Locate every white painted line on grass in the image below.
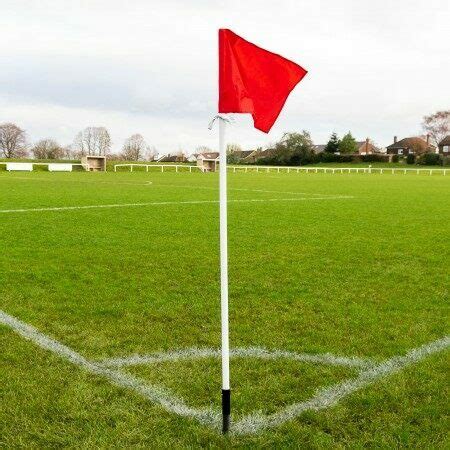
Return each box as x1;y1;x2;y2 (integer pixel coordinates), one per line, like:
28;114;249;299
1;176;343;198
0;310;219;428
0;176;153;186
158;183;323;196
100;346;374;369
232;336;450;435
0;196;355;214
157;182;349;198
2;309;446;436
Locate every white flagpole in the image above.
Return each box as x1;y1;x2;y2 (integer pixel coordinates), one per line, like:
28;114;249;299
218;116;231;433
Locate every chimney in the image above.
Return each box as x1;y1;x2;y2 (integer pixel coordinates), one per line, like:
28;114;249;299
426;134;430;144
394;136;397;144
365;138;369;154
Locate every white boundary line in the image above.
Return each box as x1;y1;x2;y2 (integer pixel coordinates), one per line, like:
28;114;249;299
0;196;354;214
232;335;450;435
0;176;153;186
157;183;333;197
100;346;374;369
0;175;346;198
0;310;218;427
1;309;448;435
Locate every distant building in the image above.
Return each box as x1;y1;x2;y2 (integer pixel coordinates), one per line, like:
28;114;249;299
355;138;382;155
313;139;381;155
230;150;256;160
81;155;106;171
196;152;219;172
157;153;188;163
386;135;435;156
243;148;279;163
437;136;450;155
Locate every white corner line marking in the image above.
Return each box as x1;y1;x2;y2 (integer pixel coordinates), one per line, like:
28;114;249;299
0;196;354;214
1;309;447;436
231;335;450;435
99;346;374;369
0;310;219;428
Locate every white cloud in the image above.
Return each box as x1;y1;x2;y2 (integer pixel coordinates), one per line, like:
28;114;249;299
0;0;449;153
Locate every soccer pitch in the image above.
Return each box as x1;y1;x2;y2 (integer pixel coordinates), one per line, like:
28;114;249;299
1;170;448;448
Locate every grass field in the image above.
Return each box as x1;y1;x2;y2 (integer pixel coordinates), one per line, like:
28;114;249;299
0;170;449;448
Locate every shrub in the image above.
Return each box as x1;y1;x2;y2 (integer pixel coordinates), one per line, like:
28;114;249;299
406;153;416;164
317;152;339;163
317;152;354;163
361;154;390;163
417;153;442;166
259;131;316;166
391;154;399;163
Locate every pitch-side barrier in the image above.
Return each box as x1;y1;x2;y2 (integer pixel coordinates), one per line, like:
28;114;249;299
114;163;448;175
0;162;88;172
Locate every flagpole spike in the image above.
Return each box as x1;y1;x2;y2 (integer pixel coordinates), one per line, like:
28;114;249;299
222;388;231;433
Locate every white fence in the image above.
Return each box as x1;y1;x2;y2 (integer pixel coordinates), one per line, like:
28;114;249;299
0;162;88;172
5;162;33;171
114;163;448;176
227;166;448;175
48;163;74;172
114;164;203;173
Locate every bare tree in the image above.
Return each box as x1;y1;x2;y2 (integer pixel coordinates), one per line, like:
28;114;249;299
96;127;112;155
121;134;149;161
0;123;27;158
106;153;121;161
72;132;85;157
62;145;75;159
73;127;111;156
422;110;450;146
226;143;243;154
32;139;65;159
145;145;157;161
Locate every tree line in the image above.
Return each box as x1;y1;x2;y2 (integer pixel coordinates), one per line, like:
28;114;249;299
0;124;156;161
1;110;448;162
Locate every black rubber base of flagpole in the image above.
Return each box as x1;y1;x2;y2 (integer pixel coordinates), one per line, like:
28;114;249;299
222;389;231;434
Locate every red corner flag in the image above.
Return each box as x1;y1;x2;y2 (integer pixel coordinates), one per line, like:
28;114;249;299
219;29;307;133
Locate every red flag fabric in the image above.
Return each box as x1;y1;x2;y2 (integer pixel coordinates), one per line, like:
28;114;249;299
219;29;307;133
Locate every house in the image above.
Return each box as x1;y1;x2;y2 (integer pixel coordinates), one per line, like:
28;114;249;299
157;153;188;163
438;136;450;155
187;153;198;163
197;152;219;172
243;148;277;163
355;138;382;155
386;135;435;156
231;150;256;160
313;139;380;155
241;149;263;163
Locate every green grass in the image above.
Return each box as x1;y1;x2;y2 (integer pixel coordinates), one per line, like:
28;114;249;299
0;170;449;448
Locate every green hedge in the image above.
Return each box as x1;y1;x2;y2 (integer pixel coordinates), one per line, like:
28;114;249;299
255;152;392;166
417;153;442;166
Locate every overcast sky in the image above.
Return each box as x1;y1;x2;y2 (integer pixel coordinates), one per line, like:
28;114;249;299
1;0;449;154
